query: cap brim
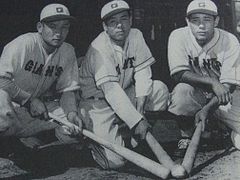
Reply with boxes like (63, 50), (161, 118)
(41, 15), (76, 23)
(102, 8), (129, 20)
(187, 9), (218, 16)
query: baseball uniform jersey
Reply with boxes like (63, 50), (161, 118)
(168, 27), (240, 86)
(168, 26), (240, 139)
(78, 28), (169, 169)
(0, 32), (79, 104)
(79, 28), (155, 99)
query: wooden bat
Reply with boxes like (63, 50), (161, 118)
(146, 132), (186, 178)
(182, 122), (202, 175)
(48, 113), (170, 179)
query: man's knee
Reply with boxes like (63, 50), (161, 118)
(172, 83), (194, 96)
(169, 83), (200, 115)
(170, 83), (195, 104)
(153, 80), (169, 98)
(153, 80), (169, 103)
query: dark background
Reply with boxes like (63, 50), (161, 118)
(0, 0), (236, 90)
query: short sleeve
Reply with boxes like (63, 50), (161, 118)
(87, 46), (119, 87)
(220, 35), (240, 86)
(0, 38), (24, 78)
(134, 30), (155, 72)
(168, 29), (191, 76)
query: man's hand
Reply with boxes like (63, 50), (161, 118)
(67, 111), (83, 136)
(134, 118), (151, 140)
(28, 98), (48, 120)
(212, 81), (231, 105)
(195, 107), (210, 132)
(136, 96), (147, 115)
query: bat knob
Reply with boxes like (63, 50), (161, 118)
(171, 164), (187, 179)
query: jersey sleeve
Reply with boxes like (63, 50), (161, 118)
(56, 49), (80, 92)
(168, 29), (191, 76)
(219, 35), (240, 86)
(0, 36), (31, 104)
(134, 30), (155, 72)
(0, 38), (24, 78)
(134, 66), (153, 97)
(101, 81), (143, 129)
(87, 46), (119, 87)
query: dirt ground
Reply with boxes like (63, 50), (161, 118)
(0, 117), (239, 180)
(0, 135), (240, 180)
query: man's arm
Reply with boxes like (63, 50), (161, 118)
(134, 66), (152, 114)
(0, 77), (31, 105)
(195, 83), (233, 131)
(101, 82), (151, 140)
(174, 70), (231, 105)
(60, 91), (82, 135)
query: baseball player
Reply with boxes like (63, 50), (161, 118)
(0, 4), (82, 145)
(77, 0), (169, 169)
(168, 0), (240, 151)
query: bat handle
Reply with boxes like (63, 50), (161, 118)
(182, 122), (202, 174)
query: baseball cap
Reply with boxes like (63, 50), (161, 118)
(101, 0), (130, 20)
(187, 0), (218, 16)
(40, 3), (75, 22)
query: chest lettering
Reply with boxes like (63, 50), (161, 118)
(24, 60), (63, 77)
(188, 56), (222, 72)
(123, 57), (135, 70)
(115, 57), (135, 74)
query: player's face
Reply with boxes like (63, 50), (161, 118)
(187, 13), (219, 46)
(37, 20), (70, 52)
(103, 11), (132, 46)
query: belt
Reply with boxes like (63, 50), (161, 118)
(86, 96), (105, 100)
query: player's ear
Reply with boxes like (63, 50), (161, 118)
(102, 22), (108, 32)
(214, 16), (220, 27)
(37, 22), (43, 33)
(185, 17), (190, 26)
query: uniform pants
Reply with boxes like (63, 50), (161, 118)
(0, 89), (66, 138)
(168, 83), (240, 135)
(78, 80), (169, 169)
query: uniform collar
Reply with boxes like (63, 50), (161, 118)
(188, 27), (220, 54)
(104, 31), (130, 53)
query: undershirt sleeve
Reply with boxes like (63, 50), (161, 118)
(100, 81), (143, 129)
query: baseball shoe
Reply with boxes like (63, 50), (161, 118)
(231, 131), (240, 150)
(173, 138), (191, 158)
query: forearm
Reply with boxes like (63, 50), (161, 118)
(136, 96), (147, 114)
(101, 82), (143, 129)
(0, 77), (31, 105)
(178, 71), (217, 91)
(60, 91), (78, 116)
(134, 66), (152, 97)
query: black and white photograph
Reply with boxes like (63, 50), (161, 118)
(0, 0), (240, 179)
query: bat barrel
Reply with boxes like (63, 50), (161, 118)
(49, 113), (170, 179)
(182, 122), (202, 174)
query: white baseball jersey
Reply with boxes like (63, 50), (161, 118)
(168, 27), (240, 86)
(0, 32), (79, 104)
(79, 28), (155, 98)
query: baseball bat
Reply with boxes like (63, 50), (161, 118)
(146, 132), (186, 178)
(48, 113), (170, 179)
(182, 122), (202, 174)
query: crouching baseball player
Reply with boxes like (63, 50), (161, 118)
(0, 4), (82, 145)
(76, 0), (169, 169)
(168, 0), (240, 151)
